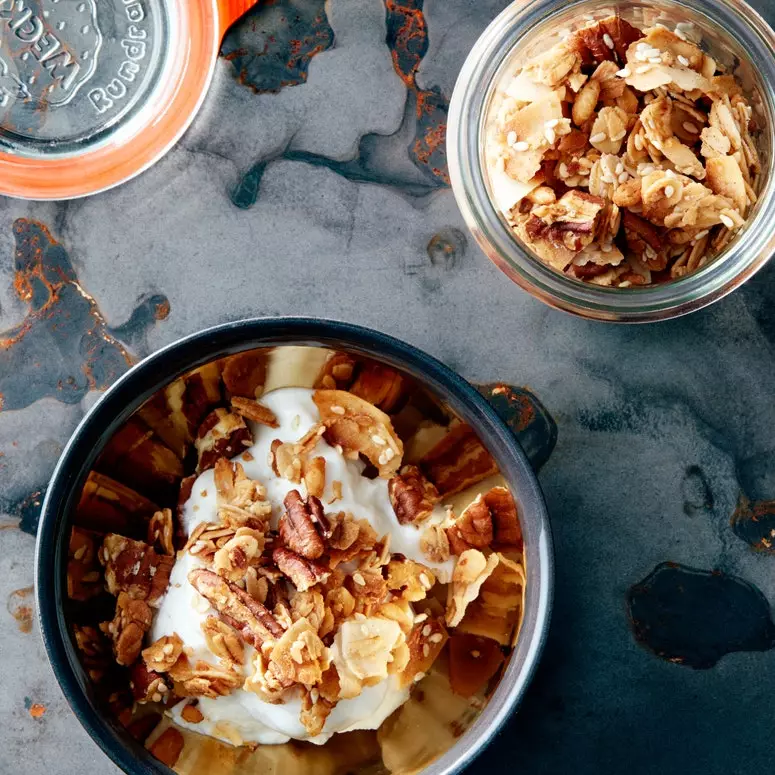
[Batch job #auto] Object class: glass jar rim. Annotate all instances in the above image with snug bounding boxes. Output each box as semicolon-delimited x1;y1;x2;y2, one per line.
448;0;775;322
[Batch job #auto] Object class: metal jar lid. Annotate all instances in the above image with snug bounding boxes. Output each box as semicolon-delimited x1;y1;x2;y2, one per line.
0;0;257;199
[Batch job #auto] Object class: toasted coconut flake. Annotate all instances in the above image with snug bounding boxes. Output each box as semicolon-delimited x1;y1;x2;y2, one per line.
446;550;500;627
313;390;404;477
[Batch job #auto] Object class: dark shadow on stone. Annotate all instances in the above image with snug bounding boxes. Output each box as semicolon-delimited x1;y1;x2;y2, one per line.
627;561;775;668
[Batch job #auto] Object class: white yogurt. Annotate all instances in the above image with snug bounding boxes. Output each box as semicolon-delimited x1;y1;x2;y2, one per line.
152;387;450;746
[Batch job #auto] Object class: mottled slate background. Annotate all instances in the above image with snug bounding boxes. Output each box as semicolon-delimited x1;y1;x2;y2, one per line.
3;1;775;773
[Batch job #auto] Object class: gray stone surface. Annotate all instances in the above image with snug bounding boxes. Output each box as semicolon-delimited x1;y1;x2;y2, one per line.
3;0;775;773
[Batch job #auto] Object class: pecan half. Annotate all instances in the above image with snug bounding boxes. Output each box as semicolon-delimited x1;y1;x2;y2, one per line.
273;546;330;592
388;465;439;526
419;422;498;496
485;487;522;549
188;568;284;642
99;534;173;605
194;408;253;474
446;496;494;555
230;396;279;428
279;490;326;559
101;592;154;666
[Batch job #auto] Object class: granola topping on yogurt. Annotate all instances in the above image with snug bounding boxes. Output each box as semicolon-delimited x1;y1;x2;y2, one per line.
486;16;761;285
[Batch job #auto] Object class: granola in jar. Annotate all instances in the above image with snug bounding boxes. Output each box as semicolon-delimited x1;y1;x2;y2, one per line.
485;16;761;286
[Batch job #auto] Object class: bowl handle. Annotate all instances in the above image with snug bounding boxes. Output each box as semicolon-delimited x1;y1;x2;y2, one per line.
217;0;259;36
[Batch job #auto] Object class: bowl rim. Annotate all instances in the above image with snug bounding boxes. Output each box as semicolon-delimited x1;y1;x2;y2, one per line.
35;316;555;775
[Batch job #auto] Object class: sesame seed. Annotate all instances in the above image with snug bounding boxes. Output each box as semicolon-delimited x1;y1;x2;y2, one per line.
645;245;657;259
693;229;709;241
664;185;675;198
414;672;425;682
423;644;430;657
513;140;530;151
384;447;396;461
419;573;431;589
616;67;631;77
618;171;629;183
507;130;517;145
558;162;569;178
430;633;443;643
545;127;556;144
682;121;699;133
590;132;607;144
634;135;644;151
422;624;432;637
545;118;560;128
603;33;614;48
615;162;624;175
371;434;386;445
674;28;688;41
648;57;662;65
331;405;345;415
665;169;675;178
677;55;690;67
635;64;651;74
414;613;428;624
352;572;366;586
720;214;735;228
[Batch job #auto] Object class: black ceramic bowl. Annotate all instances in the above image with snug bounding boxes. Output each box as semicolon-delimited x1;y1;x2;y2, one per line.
35;318;554;775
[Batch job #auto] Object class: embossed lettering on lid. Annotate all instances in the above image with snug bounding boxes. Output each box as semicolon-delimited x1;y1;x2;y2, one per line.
0;0;168;153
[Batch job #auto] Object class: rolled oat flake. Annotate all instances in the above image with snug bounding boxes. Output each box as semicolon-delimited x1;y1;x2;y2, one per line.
0;0;258;199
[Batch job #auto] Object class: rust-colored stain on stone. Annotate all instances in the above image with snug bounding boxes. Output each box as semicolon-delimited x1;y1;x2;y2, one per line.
386;0;449;185
731;495;775;552
0;220;133;412
7;585;34;634
28;703;46;719
221;0;334;93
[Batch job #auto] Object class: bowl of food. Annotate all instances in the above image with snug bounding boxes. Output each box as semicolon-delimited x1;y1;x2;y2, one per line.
447;0;775;321
35;318;553;775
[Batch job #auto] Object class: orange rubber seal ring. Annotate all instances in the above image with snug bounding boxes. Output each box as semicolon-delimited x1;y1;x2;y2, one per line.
0;0;257;200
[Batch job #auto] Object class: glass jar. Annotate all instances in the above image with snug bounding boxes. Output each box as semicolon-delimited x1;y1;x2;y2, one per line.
447;0;775;322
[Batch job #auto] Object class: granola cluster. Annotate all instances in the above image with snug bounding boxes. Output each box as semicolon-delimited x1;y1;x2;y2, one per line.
486;16;761;285
71;351;527;756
